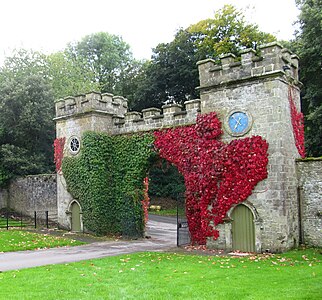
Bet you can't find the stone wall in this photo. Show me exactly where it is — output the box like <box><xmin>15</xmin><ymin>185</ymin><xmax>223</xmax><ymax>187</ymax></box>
<box><xmin>297</xmin><ymin>159</ymin><xmax>322</xmax><ymax>247</ymax></box>
<box><xmin>0</xmin><ymin>189</ymin><xmax>8</xmax><ymax>209</ymax></box>
<box><xmin>7</xmin><ymin>174</ymin><xmax>57</xmax><ymax>222</ymax></box>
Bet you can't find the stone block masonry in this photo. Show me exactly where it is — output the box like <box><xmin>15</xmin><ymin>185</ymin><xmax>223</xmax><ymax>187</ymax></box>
<box><xmin>113</xmin><ymin>100</ymin><xmax>201</xmax><ymax>135</ymax></box>
<box><xmin>5</xmin><ymin>174</ymin><xmax>57</xmax><ymax>222</ymax></box>
<box><xmin>297</xmin><ymin>159</ymin><xmax>322</xmax><ymax>247</ymax></box>
<box><xmin>197</xmin><ymin>43</ymin><xmax>299</xmax><ymax>94</ymax></box>
<box><xmin>197</xmin><ymin>42</ymin><xmax>302</xmax><ymax>252</ymax></box>
<box><xmin>55</xmin><ymin>93</ymin><xmax>201</xmax><ymax>138</ymax></box>
<box><xmin>0</xmin><ymin>189</ymin><xmax>8</xmax><ymax>209</ymax></box>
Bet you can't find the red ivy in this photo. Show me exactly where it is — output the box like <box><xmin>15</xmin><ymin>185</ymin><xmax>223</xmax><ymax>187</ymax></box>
<box><xmin>53</xmin><ymin>137</ymin><xmax>66</xmax><ymax>172</ymax></box>
<box><xmin>288</xmin><ymin>87</ymin><xmax>306</xmax><ymax>158</ymax></box>
<box><xmin>154</xmin><ymin>112</ymin><xmax>269</xmax><ymax>245</ymax></box>
<box><xmin>141</xmin><ymin>177</ymin><xmax>150</xmax><ymax>225</ymax></box>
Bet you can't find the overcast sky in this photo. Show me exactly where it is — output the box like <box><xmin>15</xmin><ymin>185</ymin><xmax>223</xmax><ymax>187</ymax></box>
<box><xmin>0</xmin><ymin>0</ymin><xmax>299</xmax><ymax>64</ymax></box>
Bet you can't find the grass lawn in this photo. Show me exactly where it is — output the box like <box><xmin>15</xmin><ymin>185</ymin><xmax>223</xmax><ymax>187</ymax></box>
<box><xmin>0</xmin><ymin>229</ymin><xmax>85</xmax><ymax>252</ymax></box>
<box><xmin>0</xmin><ymin>217</ymin><xmax>26</xmax><ymax>228</ymax></box>
<box><xmin>149</xmin><ymin>209</ymin><xmax>178</xmax><ymax>216</ymax></box>
<box><xmin>149</xmin><ymin>208</ymin><xmax>184</xmax><ymax>216</ymax></box>
<box><xmin>0</xmin><ymin>248</ymin><xmax>320</xmax><ymax>299</ymax></box>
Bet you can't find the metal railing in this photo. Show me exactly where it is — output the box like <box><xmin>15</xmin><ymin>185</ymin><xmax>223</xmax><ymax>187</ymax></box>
<box><xmin>0</xmin><ymin>210</ymin><xmax>55</xmax><ymax>230</ymax></box>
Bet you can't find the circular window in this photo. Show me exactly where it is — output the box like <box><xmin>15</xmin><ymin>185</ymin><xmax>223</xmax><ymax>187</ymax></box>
<box><xmin>69</xmin><ymin>137</ymin><xmax>80</xmax><ymax>154</ymax></box>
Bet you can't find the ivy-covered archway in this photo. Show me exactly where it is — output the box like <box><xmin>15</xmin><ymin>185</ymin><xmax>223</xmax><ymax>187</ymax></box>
<box><xmin>56</xmin><ymin>112</ymin><xmax>269</xmax><ymax>243</ymax></box>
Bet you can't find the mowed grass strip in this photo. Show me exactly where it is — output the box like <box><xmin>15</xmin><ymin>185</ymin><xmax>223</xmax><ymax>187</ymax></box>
<box><xmin>0</xmin><ymin>249</ymin><xmax>320</xmax><ymax>299</ymax></box>
<box><xmin>0</xmin><ymin>229</ymin><xmax>85</xmax><ymax>252</ymax></box>
<box><xmin>149</xmin><ymin>209</ymin><xmax>178</xmax><ymax>216</ymax></box>
<box><xmin>0</xmin><ymin>217</ymin><xmax>27</xmax><ymax>228</ymax></box>
<box><xmin>149</xmin><ymin>208</ymin><xmax>185</xmax><ymax>216</ymax></box>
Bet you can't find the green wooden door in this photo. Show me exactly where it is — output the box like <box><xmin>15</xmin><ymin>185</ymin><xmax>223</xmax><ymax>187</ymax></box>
<box><xmin>71</xmin><ymin>202</ymin><xmax>81</xmax><ymax>232</ymax></box>
<box><xmin>231</xmin><ymin>205</ymin><xmax>255</xmax><ymax>252</ymax></box>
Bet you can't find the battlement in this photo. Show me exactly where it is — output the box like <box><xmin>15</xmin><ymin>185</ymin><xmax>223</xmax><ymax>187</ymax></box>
<box><xmin>112</xmin><ymin>99</ymin><xmax>201</xmax><ymax>134</ymax></box>
<box><xmin>197</xmin><ymin>42</ymin><xmax>300</xmax><ymax>90</ymax></box>
<box><xmin>54</xmin><ymin>91</ymin><xmax>128</xmax><ymax>119</ymax></box>
<box><xmin>55</xmin><ymin>90</ymin><xmax>201</xmax><ymax>135</ymax></box>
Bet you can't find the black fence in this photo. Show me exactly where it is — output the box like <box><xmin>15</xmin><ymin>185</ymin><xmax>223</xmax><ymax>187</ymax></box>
<box><xmin>177</xmin><ymin>194</ymin><xmax>191</xmax><ymax>246</ymax></box>
<box><xmin>0</xmin><ymin>209</ymin><xmax>56</xmax><ymax>230</ymax></box>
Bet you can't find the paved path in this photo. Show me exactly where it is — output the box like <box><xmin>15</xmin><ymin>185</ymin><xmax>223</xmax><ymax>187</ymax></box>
<box><xmin>0</xmin><ymin>216</ymin><xmax>177</xmax><ymax>272</ymax></box>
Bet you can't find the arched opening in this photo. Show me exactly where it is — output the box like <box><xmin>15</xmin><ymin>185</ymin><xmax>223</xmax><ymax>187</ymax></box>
<box><xmin>147</xmin><ymin>158</ymin><xmax>188</xmax><ymax>246</ymax></box>
<box><xmin>231</xmin><ymin>204</ymin><xmax>255</xmax><ymax>252</ymax></box>
<box><xmin>70</xmin><ymin>201</ymin><xmax>81</xmax><ymax>232</ymax></box>
<box><xmin>149</xmin><ymin>159</ymin><xmax>185</xmax><ymax>213</ymax></box>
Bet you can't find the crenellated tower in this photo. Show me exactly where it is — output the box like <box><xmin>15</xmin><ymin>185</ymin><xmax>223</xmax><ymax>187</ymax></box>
<box><xmin>197</xmin><ymin>42</ymin><xmax>303</xmax><ymax>252</ymax></box>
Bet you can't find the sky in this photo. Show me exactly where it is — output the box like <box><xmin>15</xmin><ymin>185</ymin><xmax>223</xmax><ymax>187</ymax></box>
<box><xmin>0</xmin><ymin>0</ymin><xmax>300</xmax><ymax>64</ymax></box>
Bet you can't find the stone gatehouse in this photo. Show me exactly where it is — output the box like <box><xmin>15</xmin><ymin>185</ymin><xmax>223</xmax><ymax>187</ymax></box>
<box><xmin>54</xmin><ymin>42</ymin><xmax>321</xmax><ymax>252</ymax></box>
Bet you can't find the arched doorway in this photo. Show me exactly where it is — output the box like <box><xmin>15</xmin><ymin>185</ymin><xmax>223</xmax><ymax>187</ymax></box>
<box><xmin>71</xmin><ymin>201</ymin><xmax>81</xmax><ymax>232</ymax></box>
<box><xmin>231</xmin><ymin>204</ymin><xmax>255</xmax><ymax>252</ymax></box>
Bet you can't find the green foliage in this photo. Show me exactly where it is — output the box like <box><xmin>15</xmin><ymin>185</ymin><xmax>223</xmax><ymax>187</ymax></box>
<box><xmin>65</xmin><ymin>32</ymin><xmax>134</xmax><ymax>95</ymax></box>
<box><xmin>292</xmin><ymin>0</ymin><xmax>322</xmax><ymax>156</ymax></box>
<box><xmin>119</xmin><ymin>59</ymin><xmax>147</xmax><ymax>109</ymax></box>
<box><xmin>188</xmin><ymin>5</ymin><xmax>276</xmax><ymax>59</ymax></box>
<box><xmin>0</xmin><ymin>63</ymin><xmax>55</xmax><ymax>185</ymax></box>
<box><xmin>0</xmin><ymin>49</ymin><xmax>48</xmax><ymax>81</ymax></box>
<box><xmin>0</xmin><ymin>144</ymin><xmax>48</xmax><ymax>177</ymax></box>
<box><xmin>149</xmin><ymin>159</ymin><xmax>185</xmax><ymax>200</ymax></box>
<box><xmin>132</xmin><ymin>29</ymin><xmax>201</xmax><ymax>110</ymax></box>
<box><xmin>62</xmin><ymin>132</ymin><xmax>155</xmax><ymax>237</ymax></box>
<box><xmin>132</xmin><ymin>5</ymin><xmax>276</xmax><ymax>110</ymax></box>
<box><xmin>46</xmin><ymin>51</ymin><xmax>99</xmax><ymax>99</ymax></box>
<box><xmin>0</xmin><ymin>166</ymin><xmax>11</xmax><ymax>187</ymax></box>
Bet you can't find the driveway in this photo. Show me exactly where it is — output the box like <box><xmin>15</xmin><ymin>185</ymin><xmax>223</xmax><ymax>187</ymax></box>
<box><xmin>0</xmin><ymin>215</ymin><xmax>177</xmax><ymax>272</ymax></box>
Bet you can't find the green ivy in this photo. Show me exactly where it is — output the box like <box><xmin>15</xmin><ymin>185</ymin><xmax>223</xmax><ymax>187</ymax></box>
<box><xmin>62</xmin><ymin>131</ymin><xmax>155</xmax><ymax>238</ymax></box>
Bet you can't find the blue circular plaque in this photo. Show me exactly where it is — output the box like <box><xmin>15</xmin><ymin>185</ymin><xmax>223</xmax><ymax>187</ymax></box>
<box><xmin>226</xmin><ymin>111</ymin><xmax>252</xmax><ymax>136</ymax></box>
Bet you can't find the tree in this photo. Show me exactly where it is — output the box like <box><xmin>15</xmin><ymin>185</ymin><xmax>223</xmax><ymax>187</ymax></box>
<box><xmin>0</xmin><ymin>49</ymin><xmax>48</xmax><ymax>81</ymax></box>
<box><xmin>65</xmin><ymin>32</ymin><xmax>134</xmax><ymax>95</ymax></box>
<box><xmin>0</xmin><ymin>55</ymin><xmax>55</xmax><ymax>186</ymax></box>
<box><xmin>132</xmin><ymin>29</ymin><xmax>201</xmax><ymax>110</ymax></box>
<box><xmin>293</xmin><ymin>0</ymin><xmax>322</xmax><ymax>156</ymax></box>
<box><xmin>46</xmin><ymin>51</ymin><xmax>99</xmax><ymax>99</ymax></box>
<box><xmin>149</xmin><ymin>159</ymin><xmax>185</xmax><ymax>200</ymax></box>
<box><xmin>188</xmin><ymin>5</ymin><xmax>275</xmax><ymax>59</ymax></box>
<box><xmin>132</xmin><ymin>5</ymin><xmax>276</xmax><ymax>110</ymax></box>
<box><xmin>116</xmin><ymin>58</ymin><xmax>147</xmax><ymax>109</ymax></box>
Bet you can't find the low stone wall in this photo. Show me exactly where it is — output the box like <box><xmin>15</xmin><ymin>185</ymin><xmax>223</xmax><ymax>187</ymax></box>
<box><xmin>297</xmin><ymin>159</ymin><xmax>322</xmax><ymax>247</ymax></box>
<box><xmin>6</xmin><ymin>174</ymin><xmax>57</xmax><ymax>222</ymax></box>
<box><xmin>0</xmin><ymin>189</ymin><xmax>8</xmax><ymax>209</ymax></box>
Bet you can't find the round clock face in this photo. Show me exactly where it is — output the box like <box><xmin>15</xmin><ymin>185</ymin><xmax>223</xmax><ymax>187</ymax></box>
<box><xmin>227</xmin><ymin>111</ymin><xmax>252</xmax><ymax>136</ymax></box>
